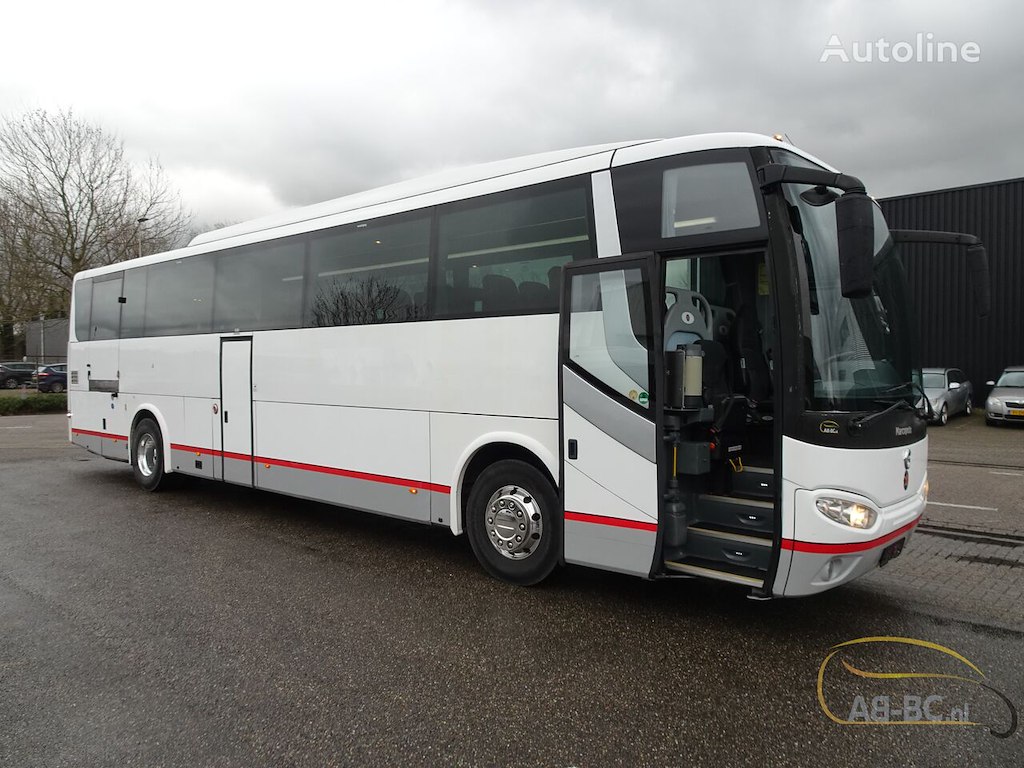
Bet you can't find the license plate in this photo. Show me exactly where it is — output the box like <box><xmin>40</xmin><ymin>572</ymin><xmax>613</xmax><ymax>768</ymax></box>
<box><xmin>879</xmin><ymin>538</ymin><xmax>905</xmax><ymax>567</ymax></box>
<box><xmin>1009</xmin><ymin>409</ymin><xmax>1024</xmax><ymax>416</ymax></box>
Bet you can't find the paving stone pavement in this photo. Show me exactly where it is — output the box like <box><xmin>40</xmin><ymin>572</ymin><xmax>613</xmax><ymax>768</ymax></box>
<box><xmin>858</xmin><ymin>528</ymin><xmax>1024</xmax><ymax>632</ymax></box>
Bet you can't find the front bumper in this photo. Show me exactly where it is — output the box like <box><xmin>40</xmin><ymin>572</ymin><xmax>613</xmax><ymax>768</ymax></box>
<box><xmin>776</xmin><ymin>488</ymin><xmax>926</xmax><ymax>597</ymax></box>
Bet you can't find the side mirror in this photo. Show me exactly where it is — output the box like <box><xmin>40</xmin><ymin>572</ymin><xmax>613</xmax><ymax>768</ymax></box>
<box><xmin>949</xmin><ymin>381</ymin><xmax>961</xmax><ymax>390</ymax></box>
<box><xmin>986</xmin><ymin>380</ymin><xmax>995</xmax><ymax>386</ymax></box>
<box><xmin>836</xmin><ymin>191</ymin><xmax>875</xmax><ymax>299</ymax></box>
<box><xmin>967</xmin><ymin>244</ymin><xmax>991</xmax><ymax>317</ymax></box>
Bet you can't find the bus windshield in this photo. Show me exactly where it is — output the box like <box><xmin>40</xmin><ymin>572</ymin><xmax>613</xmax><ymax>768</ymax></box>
<box><xmin>774</xmin><ymin>157</ymin><xmax>918</xmax><ymax>412</ymax></box>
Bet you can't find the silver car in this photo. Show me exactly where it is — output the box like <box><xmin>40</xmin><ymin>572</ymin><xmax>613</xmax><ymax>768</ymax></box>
<box><xmin>922</xmin><ymin>367</ymin><xmax>973</xmax><ymax>426</ymax></box>
<box><xmin>985</xmin><ymin>366</ymin><xmax>1024</xmax><ymax>426</ymax></box>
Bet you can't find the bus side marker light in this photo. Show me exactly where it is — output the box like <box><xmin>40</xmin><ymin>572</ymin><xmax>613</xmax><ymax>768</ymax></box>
<box><xmin>409</xmin><ymin>488</ymin><xmax>419</xmax><ymax>494</ymax></box>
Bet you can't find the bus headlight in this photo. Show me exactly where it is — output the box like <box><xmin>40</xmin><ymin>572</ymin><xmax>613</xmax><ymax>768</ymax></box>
<box><xmin>815</xmin><ymin>497</ymin><xmax>878</xmax><ymax>529</ymax></box>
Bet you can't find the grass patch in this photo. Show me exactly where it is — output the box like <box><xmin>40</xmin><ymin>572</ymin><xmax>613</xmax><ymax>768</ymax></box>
<box><xmin>0</xmin><ymin>393</ymin><xmax>67</xmax><ymax>416</ymax></box>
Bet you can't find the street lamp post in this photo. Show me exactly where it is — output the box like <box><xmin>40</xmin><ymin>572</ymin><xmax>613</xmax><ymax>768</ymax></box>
<box><xmin>137</xmin><ymin>216</ymin><xmax>150</xmax><ymax>258</ymax></box>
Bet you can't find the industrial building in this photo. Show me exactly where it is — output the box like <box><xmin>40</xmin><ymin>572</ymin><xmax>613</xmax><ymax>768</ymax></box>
<box><xmin>880</xmin><ymin>176</ymin><xmax>1024</xmax><ymax>396</ymax></box>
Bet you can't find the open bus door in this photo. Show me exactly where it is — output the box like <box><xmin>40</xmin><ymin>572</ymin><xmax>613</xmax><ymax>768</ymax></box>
<box><xmin>558</xmin><ymin>254</ymin><xmax>664</xmax><ymax>577</ymax></box>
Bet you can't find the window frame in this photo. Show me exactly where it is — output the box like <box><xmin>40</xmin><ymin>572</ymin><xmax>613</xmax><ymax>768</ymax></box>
<box><xmin>560</xmin><ymin>253</ymin><xmax>658</xmax><ymax>420</ymax></box>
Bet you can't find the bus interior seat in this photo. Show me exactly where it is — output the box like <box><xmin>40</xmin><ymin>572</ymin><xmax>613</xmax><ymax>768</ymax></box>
<box><xmin>442</xmin><ymin>284</ymin><xmax>475</xmax><ymax>314</ymax></box>
<box><xmin>518</xmin><ymin>281</ymin><xmax>551</xmax><ymax>310</ymax></box>
<box><xmin>482</xmin><ymin>274</ymin><xmax>519</xmax><ymax>313</ymax></box>
<box><xmin>710</xmin><ymin>305</ymin><xmax>736</xmax><ymax>343</ymax></box>
<box><xmin>664</xmin><ymin>289</ymin><xmax>714</xmax><ymax>350</ymax></box>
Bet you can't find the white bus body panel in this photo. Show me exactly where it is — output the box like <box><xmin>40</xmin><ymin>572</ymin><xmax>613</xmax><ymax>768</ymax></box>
<box><xmin>774</xmin><ymin>436</ymin><xmax>928</xmax><ymax>596</ymax></box>
<box><xmin>70</xmin><ymin>314</ymin><xmax>563</xmax><ymax>533</ymax></box>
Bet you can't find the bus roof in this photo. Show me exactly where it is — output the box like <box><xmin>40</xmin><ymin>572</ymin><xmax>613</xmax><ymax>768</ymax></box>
<box><xmin>188</xmin><ymin>132</ymin><xmax>815</xmax><ymax>248</ymax></box>
<box><xmin>78</xmin><ymin>132</ymin><xmax>827</xmax><ymax>281</ymax></box>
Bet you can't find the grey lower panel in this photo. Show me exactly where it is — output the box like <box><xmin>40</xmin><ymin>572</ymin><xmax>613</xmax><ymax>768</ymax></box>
<box><xmin>73</xmin><ymin>433</ymin><xmax>102</xmax><ymax>456</ymax></box>
<box><xmin>771</xmin><ymin>548</ymin><xmax>794</xmax><ymax>597</ymax></box>
<box><xmin>564</xmin><ymin>520</ymin><xmax>656</xmax><ymax>578</ymax></box>
<box><xmin>782</xmin><ymin>533</ymin><xmax>914</xmax><ymax>596</ymax></box>
<box><xmin>101</xmin><ymin>435</ymin><xmax>129</xmax><ymax>462</ymax></box>
<box><xmin>170</xmin><ymin>448</ymin><xmax>216</xmax><ymax>480</ymax></box>
<box><xmin>430</xmin><ymin>491</ymin><xmax>450</xmax><ymax>527</ymax></box>
<box><xmin>223</xmin><ymin>455</ymin><xmax>252</xmax><ymax>486</ymax></box>
<box><xmin>562</xmin><ymin>367</ymin><xmax>656</xmax><ymax>462</ymax></box>
<box><xmin>253</xmin><ymin>460</ymin><xmax>433</xmax><ymax>524</ymax></box>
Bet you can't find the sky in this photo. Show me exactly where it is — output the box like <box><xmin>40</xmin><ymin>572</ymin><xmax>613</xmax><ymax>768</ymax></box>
<box><xmin>1</xmin><ymin>0</ymin><xmax>1018</xmax><ymax>229</ymax></box>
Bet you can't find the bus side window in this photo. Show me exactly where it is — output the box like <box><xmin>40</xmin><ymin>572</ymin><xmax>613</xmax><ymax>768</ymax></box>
<box><xmin>307</xmin><ymin>214</ymin><xmax>430</xmax><ymax>327</ymax></box>
<box><xmin>435</xmin><ymin>180</ymin><xmax>592</xmax><ymax>317</ymax></box>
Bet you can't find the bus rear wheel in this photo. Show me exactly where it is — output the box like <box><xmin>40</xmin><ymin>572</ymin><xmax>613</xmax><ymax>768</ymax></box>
<box><xmin>466</xmin><ymin>460</ymin><xmax>560</xmax><ymax>586</ymax></box>
<box><xmin>132</xmin><ymin>418</ymin><xmax>169</xmax><ymax>492</ymax></box>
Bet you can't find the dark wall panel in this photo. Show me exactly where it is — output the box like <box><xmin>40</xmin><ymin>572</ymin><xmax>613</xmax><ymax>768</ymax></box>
<box><xmin>880</xmin><ymin>178</ymin><xmax>1023</xmax><ymax>398</ymax></box>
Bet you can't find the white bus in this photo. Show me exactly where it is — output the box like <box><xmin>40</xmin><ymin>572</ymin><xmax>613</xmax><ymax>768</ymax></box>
<box><xmin>68</xmin><ymin>132</ymin><xmax>980</xmax><ymax>596</ymax></box>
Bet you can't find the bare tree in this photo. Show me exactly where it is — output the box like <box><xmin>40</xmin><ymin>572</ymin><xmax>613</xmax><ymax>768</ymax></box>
<box><xmin>311</xmin><ymin>276</ymin><xmax>416</xmax><ymax>327</ymax></box>
<box><xmin>0</xmin><ymin>109</ymin><xmax>193</xmax><ymax>320</ymax></box>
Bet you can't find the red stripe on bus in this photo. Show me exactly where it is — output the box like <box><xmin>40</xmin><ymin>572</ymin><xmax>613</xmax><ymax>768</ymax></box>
<box><xmin>564</xmin><ymin>510</ymin><xmax>658</xmax><ymax>532</ymax></box>
<box><xmin>169</xmin><ymin>443</ymin><xmax>449</xmax><ymax>494</ymax></box>
<box><xmin>257</xmin><ymin>455</ymin><xmax>450</xmax><ymax>494</ymax></box>
<box><xmin>781</xmin><ymin>516</ymin><xmax>921</xmax><ymax>554</ymax></box>
<box><xmin>171</xmin><ymin>442</ymin><xmax>218</xmax><ymax>456</ymax></box>
<box><xmin>72</xmin><ymin>428</ymin><xmax>128</xmax><ymax>441</ymax></box>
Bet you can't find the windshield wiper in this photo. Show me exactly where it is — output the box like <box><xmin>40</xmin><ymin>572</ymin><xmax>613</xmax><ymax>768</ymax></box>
<box><xmin>880</xmin><ymin>380</ymin><xmax>934</xmax><ymax>420</ymax></box>
<box><xmin>850</xmin><ymin>398</ymin><xmax>916</xmax><ymax>432</ymax></box>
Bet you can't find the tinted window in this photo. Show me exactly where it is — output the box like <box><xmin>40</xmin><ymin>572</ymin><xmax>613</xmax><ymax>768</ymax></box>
<box><xmin>90</xmin><ymin>273</ymin><xmax>123</xmax><ymax>341</ymax></box>
<box><xmin>216</xmin><ymin>238</ymin><xmax>305</xmax><ymax>332</ymax></box>
<box><xmin>613</xmin><ymin>151</ymin><xmax>765</xmax><ymax>252</ymax></box>
<box><xmin>307</xmin><ymin>215</ymin><xmax>430</xmax><ymax>327</ymax></box>
<box><xmin>661</xmin><ymin>163</ymin><xmax>760</xmax><ymax>237</ymax></box>
<box><xmin>74</xmin><ymin>279</ymin><xmax>93</xmax><ymax>341</ymax></box>
<box><xmin>436</xmin><ymin>182</ymin><xmax>591</xmax><ymax>316</ymax></box>
<box><xmin>145</xmin><ymin>256</ymin><xmax>215</xmax><ymax>336</ymax></box>
<box><xmin>121</xmin><ymin>267</ymin><xmax>148</xmax><ymax>338</ymax></box>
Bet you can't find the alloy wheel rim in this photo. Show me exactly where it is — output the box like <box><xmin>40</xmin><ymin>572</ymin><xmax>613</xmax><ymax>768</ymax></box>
<box><xmin>484</xmin><ymin>485</ymin><xmax>543</xmax><ymax>560</ymax></box>
<box><xmin>136</xmin><ymin>433</ymin><xmax>158</xmax><ymax>477</ymax></box>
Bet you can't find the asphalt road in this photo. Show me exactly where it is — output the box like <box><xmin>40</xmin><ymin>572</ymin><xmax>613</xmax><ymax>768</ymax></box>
<box><xmin>1</xmin><ymin>414</ymin><xmax>1022</xmax><ymax>767</ymax></box>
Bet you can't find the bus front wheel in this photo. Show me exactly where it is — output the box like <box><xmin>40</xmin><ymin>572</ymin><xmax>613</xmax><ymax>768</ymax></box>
<box><xmin>132</xmin><ymin>418</ymin><xmax>169</xmax><ymax>492</ymax></box>
<box><xmin>466</xmin><ymin>460</ymin><xmax>560</xmax><ymax>586</ymax></box>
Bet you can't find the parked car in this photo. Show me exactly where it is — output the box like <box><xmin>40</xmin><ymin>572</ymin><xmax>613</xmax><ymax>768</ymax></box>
<box><xmin>0</xmin><ymin>361</ymin><xmax>36</xmax><ymax>389</ymax></box>
<box><xmin>34</xmin><ymin>364</ymin><xmax>68</xmax><ymax>394</ymax></box>
<box><xmin>985</xmin><ymin>366</ymin><xmax>1024</xmax><ymax>426</ymax></box>
<box><xmin>921</xmin><ymin>367</ymin><xmax>973</xmax><ymax>426</ymax></box>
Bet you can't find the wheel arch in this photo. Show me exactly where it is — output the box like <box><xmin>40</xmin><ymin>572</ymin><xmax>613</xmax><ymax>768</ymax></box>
<box><xmin>449</xmin><ymin>433</ymin><xmax>559</xmax><ymax>536</ymax></box>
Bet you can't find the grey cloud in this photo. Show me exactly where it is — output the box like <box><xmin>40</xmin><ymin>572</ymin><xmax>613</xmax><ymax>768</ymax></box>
<box><xmin>37</xmin><ymin>0</ymin><xmax>1018</xmax><ymax>221</ymax></box>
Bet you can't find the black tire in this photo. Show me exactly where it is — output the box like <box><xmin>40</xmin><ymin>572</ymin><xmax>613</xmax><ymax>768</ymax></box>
<box><xmin>937</xmin><ymin>404</ymin><xmax>948</xmax><ymax>426</ymax></box>
<box><xmin>466</xmin><ymin>460</ymin><xmax>560</xmax><ymax>586</ymax></box>
<box><xmin>50</xmin><ymin>381</ymin><xmax>64</xmax><ymax>394</ymax></box>
<box><xmin>131</xmin><ymin>418</ymin><xmax>168</xmax><ymax>492</ymax></box>
<box><xmin>3</xmin><ymin>377</ymin><xmax>17</xmax><ymax>389</ymax></box>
